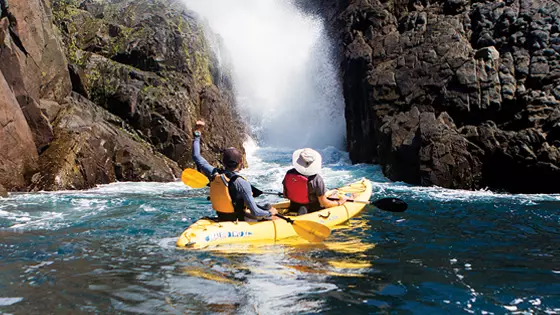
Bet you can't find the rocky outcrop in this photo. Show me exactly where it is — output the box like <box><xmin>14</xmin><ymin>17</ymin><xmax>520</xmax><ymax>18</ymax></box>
<box><xmin>300</xmin><ymin>0</ymin><xmax>560</xmax><ymax>193</ymax></box>
<box><xmin>0</xmin><ymin>0</ymin><xmax>246</xmax><ymax>191</ymax></box>
<box><xmin>0</xmin><ymin>0</ymin><xmax>72</xmax><ymax>155</ymax></box>
<box><xmin>29</xmin><ymin>93</ymin><xmax>180</xmax><ymax>191</ymax></box>
<box><xmin>9</xmin><ymin>0</ymin><xmax>72</xmax><ymax>102</ymax></box>
<box><xmin>53</xmin><ymin>0</ymin><xmax>245</xmax><ymax>167</ymax></box>
<box><xmin>0</xmin><ymin>70</ymin><xmax>38</xmax><ymax>191</ymax></box>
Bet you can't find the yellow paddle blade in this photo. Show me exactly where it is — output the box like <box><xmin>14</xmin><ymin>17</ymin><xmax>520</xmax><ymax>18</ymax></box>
<box><xmin>181</xmin><ymin>168</ymin><xmax>209</xmax><ymax>189</ymax></box>
<box><xmin>292</xmin><ymin>220</ymin><xmax>331</xmax><ymax>243</ymax></box>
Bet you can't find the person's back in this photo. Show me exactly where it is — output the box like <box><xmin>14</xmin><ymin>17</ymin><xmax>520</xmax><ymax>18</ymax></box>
<box><xmin>283</xmin><ymin>168</ymin><xmax>324</xmax><ymax>214</ymax></box>
<box><xmin>283</xmin><ymin>148</ymin><xmax>346</xmax><ymax>215</ymax></box>
<box><xmin>208</xmin><ymin>169</ymin><xmax>246</xmax><ymax>221</ymax></box>
<box><xmin>191</xmin><ymin>120</ymin><xmax>277</xmax><ymax>221</ymax></box>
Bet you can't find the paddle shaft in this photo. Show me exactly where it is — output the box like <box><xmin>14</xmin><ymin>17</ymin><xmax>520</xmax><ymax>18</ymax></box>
<box><xmin>262</xmin><ymin>191</ymin><xmax>407</xmax><ymax>213</ymax></box>
<box><xmin>259</xmin><ymin>191</ymin><xmax>283</xmax><ymax>197</ymax></box>
<box><xmin>328</xmin><ymin>197</ymin><xmax>408</xmax><ymax>212</ymax></box>
<box><xmin>274</xmin><ymin>213</ymin><xmax>293</xmax><ymax>223</ymax></box>
<box><xmin>327</xmin><ymin>197</ymin><xmax>369</xmax><ymax>204</ymax></box>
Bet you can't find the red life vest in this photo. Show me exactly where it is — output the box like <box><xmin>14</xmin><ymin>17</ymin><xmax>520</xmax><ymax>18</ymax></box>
<box><xmin>284</xmin><ymin>173</ymin><xmax>310</xmax><ymax>204</ymax></box>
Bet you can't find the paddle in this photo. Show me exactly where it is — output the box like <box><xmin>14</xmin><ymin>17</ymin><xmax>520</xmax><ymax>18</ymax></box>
<box><xmin>251</xmin><ymin>186</ymin><xmax>282</xmax><ymax>198</ymax></box>
<box><xmin>252</xmin><ymin>184</ymin><xmax>408</xmax><ymax>213</ymax></box>
<box><xmin>274</xmin><ymin>214</ymin><xmax>331</xmax><ymax>243</ymax></box>
<box><xmin>327</xmin><ymin>197</ymin><xmax>408</xmax><ymax>213</ymax></box>
<box><xmin>181</xmin><ymin>168</ymin><xmax>209</xmax><ymax>188</ymax></box>
<box><xmin>251</xmin><ymin>183</ymin><xmax>408</xmax><ymax>213</ymax></box>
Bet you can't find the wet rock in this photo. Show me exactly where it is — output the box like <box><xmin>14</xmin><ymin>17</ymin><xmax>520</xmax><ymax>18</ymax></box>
<box><xmin>0</xmin><ymin>71</ymin><xmax>38</xmax><ymax>191</ymax></box>
<box><xmin>9</xmin><ymin>0</ymin><xmax>72</xmax><ymax>103</ymax></box>
<box><xmin>444</xmin><ymin>0</ymin><xmax>468</xmax><ymax>15</ymax></box>
<box><xmin>300</xmin><ymin>0</ymin><xmax>560</xmax><ymax>193</ymax></box>
<box><xmin>68</xmin><ymin>64</ymin><xmax>89</xmax><ymax>98</ymax></box>
<box><xmin>378</xmin><ymin>107</ymin><xmax>483</xmax><ymax>189</ymax></box>
<box><xmin>19</xmin><ymin>97</ymin><xmax>54</xmax><ymax>153</ymax></box>
<box><xmin>38</xmin><ymin>99</ymin><xmax>63</xmax><ymax>123</ymax></box>
<box><xmin>0</xmin><ymin>0</ymin><xmax>71</xmax><ymax>191</ymax></box>
<box><xmin>30</xmin><ymin>93</ymin><xmax>181</xmax><ymax>191</ymax></box>
<box><xmin>0</xmin><ymin>184</ymin><xmax>7</xmax><ymax>198</ymax></box>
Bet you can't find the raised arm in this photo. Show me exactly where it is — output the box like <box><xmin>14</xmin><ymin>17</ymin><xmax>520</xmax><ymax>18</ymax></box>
<box><xmin>192</xmin><ymin>120</ymin><xmax>216</xmax><ymax>179</ymax></box>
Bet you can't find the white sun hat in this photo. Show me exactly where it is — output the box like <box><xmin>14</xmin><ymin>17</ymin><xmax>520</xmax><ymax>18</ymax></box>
<box><xmin>292</xmin><ymin>148</ymin><xmax>322</xmax><ymax>176</ymax></box>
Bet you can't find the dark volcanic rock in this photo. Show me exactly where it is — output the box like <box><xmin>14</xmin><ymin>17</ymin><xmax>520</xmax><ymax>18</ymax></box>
<box><xmin>378</xmin><ymin>107</ymin><xmax>483</xmax><ymax>189</ymax></box>
<box><xmin>299</xmin><ymin>0</ymin><xmax>560</xmax><ymax>193</ymax></box>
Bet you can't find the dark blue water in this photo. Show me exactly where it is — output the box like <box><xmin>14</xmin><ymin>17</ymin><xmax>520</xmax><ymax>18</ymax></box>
<box><xmin>0</xmin><ymin>147</ymin><xmax>559</xmax><ymax>314</ymax></box>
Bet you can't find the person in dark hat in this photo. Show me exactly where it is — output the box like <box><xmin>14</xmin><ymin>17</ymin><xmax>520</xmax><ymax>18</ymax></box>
<box><xmin>192</xmin><ymin>120</ymin><xmax>277</xmax><ymax>222</ymax></box>
<box><xmin>283</xmin><ymin>148</ymin><xmax>347</xmax><ymax>215</ymax></box>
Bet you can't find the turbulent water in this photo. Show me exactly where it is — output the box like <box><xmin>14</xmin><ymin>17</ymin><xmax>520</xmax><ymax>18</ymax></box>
<box><xmin>1</xmin><ymin>147</ymin><xmax>559</xmax><ymax>314</ymax></box>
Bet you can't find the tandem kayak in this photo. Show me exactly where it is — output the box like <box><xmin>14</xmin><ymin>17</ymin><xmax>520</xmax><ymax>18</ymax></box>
<box><xmin>176</xmin><ymin>179</ymin><xmax>373</xmax><ymax>249</ymax></box>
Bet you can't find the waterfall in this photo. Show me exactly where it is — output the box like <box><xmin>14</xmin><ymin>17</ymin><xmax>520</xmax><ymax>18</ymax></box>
<box><xmin>183</xmin><ymin>0</ymin><xmax>346</xmax><ymax>150</ymax></box>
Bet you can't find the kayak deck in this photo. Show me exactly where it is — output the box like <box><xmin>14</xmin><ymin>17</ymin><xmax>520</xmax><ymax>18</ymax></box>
<box><xmin>176</xmin><ymin>179</ymin><xmax>372</xmax><ymax>249</ymax></box>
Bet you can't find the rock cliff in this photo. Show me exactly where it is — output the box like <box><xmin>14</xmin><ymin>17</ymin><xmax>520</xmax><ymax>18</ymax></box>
<box><xmin>0</xmin><ymin>0</ymin><xmax>246</xmax><ymax>192</ymax></box>
<box><xmin>299</xmin><ymin>0</ymin><xmax>560</xmax><ymax>193</ymax></box>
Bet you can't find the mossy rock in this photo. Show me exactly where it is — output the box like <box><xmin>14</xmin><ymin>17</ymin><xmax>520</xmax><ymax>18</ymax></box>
<box><xmin>51</xmin><ymin>0</ymin><xmax>246</xmax><ymax>170</ymax></box>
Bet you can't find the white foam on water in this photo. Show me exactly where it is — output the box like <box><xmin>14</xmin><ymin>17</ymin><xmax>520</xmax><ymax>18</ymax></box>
<box><xmin>504</xmin><ymin>305</ymin><xmax>518</xmax><ymax>311</ymax></box>
<box><xmin>85</xmin><ymin>181</ymin><xmax>188</xmax><ymax>195</ymax></box>
<box><xmin>139</xmin><ymin>204</ymin><xmax>158</xmax><ymax>212</ymax></box>
<box><xmin>156</xmin><ymin>237</ymin><xmax>178</xmax><ymax>250</ymax></box>
<box><xmin>531</xmin><ymin>299</ymin><xmax>542</xmax><ymax>306</ymax></box>
<box><xmin>9</xmin><ymin>212</ymin><xmax>64</xmax><ymax>229</ymax></box>
<box><xmin>372</xmin><ymin>180</ymin><xmax>560</xmax><ymax>204</ymax></box>
<box><xmin>24</xmin><ymin>261</ymin><xmax>54</xmax><ymax>274</ymax></box>
<box><xmin>0</xmin><ymin>297</ymin><xmax>23</xmax><ymax>306</ymax></box>
<box><xmin>0</xmin><ymin>209</ymin><xmax>29</xmax><ymax>221</ymax></box>
<box><xmin>511</xmin><ymin>298</ymin><xmax>524</xmax><ymax>305</ymax></box>
<box><xmin>0</xmin><ymin>180</ymin><xmax>194</xmax><ymax>230</ymax></box>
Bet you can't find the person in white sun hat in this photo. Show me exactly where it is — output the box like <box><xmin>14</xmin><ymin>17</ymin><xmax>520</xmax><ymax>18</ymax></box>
<box><xmin>282</xmin><ymin>148</ymin><xmax>347</xmax><ymax>215</ymax></box>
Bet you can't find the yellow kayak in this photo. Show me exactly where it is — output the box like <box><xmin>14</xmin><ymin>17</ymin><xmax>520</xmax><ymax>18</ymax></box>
<box><xmin>176</xmin><ymin>179</ymin><xmax>372</xmax><ymax>249</ymax></box>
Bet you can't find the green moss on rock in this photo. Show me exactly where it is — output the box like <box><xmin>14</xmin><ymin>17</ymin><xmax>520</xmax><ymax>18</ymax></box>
<box><xmin>51</xmin><ymin>0</ymin><xmax>246</xmax><ymax>170</ymax></box>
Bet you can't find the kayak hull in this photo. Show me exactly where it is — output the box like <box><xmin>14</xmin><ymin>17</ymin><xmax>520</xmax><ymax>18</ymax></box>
<box><xmin>176</xmin><ymin>179</ymin><xmax>372</xmax><ymax>249</ymax></box>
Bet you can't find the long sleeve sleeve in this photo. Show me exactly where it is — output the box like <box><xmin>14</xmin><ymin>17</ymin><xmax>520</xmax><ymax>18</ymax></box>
<box><xmin>192</xmin><ymin>135</ymin><xmax>216</xmax><ymax>179</ymax></box>
<box><xmin>233</xmin><ymin>178</ymin><xmax>272</xmax><ymax>218</ymax></box>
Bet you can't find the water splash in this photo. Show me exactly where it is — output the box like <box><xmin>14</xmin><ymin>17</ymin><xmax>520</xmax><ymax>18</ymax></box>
<box><xmin>183</xmin><ymin>0</ymin><xmax>346</xmax><ymax>150</ymax></box>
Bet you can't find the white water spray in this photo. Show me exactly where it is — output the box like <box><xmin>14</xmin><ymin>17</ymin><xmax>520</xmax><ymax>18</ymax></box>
<box><xmin>183</xmin><ymin>0</ymin><xmax>346</xmax><ymax>150</ymax></box>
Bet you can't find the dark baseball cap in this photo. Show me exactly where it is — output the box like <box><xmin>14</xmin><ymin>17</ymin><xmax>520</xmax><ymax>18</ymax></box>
<box><xmin>222</xmin><ymin>147</ymin><xmax>242</xmax><ymax>168</ymax></box>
